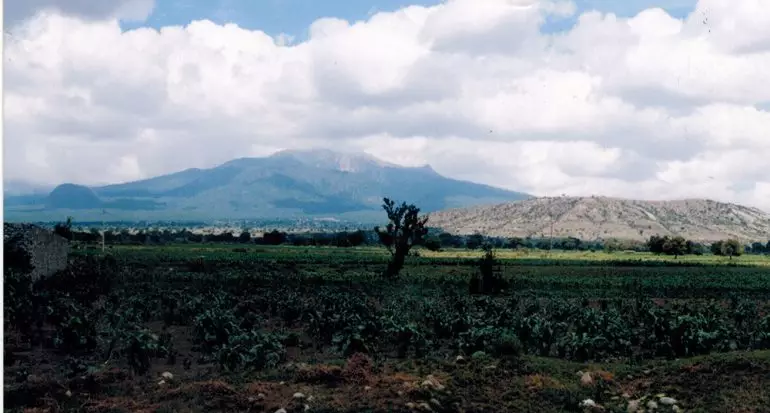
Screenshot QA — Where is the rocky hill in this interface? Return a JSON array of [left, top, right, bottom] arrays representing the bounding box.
[[427, 196, 770, 243]]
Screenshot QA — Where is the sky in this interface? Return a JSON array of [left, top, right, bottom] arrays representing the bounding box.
[[4, 0, 770, 211]]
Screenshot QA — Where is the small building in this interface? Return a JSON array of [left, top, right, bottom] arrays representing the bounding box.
[[4, 223, 70, 281]]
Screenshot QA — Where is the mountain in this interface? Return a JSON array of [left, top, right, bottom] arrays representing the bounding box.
[[3, 149, 531, 222], [427, 196, 770, 243]]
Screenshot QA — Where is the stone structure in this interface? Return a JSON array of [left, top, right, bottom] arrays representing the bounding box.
[[4, 223, 70, 281]]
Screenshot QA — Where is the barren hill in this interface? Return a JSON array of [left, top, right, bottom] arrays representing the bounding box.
[[427, 196, 770, 243]]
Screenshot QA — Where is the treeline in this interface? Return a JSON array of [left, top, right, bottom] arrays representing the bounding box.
[[58, 222, 770, 255]]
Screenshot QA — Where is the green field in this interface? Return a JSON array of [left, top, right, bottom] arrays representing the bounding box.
[[5, 244, 770, 412]]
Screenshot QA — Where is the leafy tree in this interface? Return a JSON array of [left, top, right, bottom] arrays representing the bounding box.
[[506, 237, 524, 250], [374, 198, 429, 278], [261, 230, 286, 245], [723, 238, 744, 258], [466, 233, 485, 250], [423, 235, 442, 252], [685, 240, 705, 255], [54, 216, 74, 241], [438, 232, 463, 248], [238, 231, 252, 244], [470, 243, 507, 294], [662, 236, 687, 258], [347, 230, 366, 247], [711, 240, 724, 256]]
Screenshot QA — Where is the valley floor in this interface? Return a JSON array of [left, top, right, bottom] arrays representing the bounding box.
[[4, 245, 770, 412]]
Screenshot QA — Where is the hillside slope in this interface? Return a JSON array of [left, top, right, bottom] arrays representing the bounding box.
[[4, 149, 530, 222], [428, 196, 770, 242]]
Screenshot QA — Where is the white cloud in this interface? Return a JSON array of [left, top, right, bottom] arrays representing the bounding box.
[[4, 0, 770, 211]]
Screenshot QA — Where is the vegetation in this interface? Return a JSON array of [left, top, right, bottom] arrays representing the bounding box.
[[6, 233, 770, 411], [374, 198, 429, 277], [5, 211, 770, 412]]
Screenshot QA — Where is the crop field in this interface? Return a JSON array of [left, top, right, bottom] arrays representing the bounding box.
[[5, 245, 770, 412]]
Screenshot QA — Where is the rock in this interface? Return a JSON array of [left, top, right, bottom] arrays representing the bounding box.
[[418, 402, 432, 411], [647, 400, 658, 410], [364, 386, 372, 391], [581, 399, 597, 407], [65, 390, 73, 398], [622, 393, 631, 399], [161, 371, 174, 380], [307, 395, 314, 402], [293, 392, 306, 399], [279, 381, 286, 385], [455, 355, 466, 364], [430, 398, 441, 408], [406, 402, 416, 409], [257, 393, 266, 400], [580, 372, 594, 387], [275, 409, 287, 413], [627, 400, 640, 413], [643, 370, 652, 375], [158, 380, 166, 386], [659, 397, 677, 406], [672, 406, 682, 412], [27, 374, 44, 384], [248, 397, 256, 402], [304, 404, 311, 412]]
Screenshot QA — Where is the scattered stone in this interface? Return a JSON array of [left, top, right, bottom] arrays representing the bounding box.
[[430, 398, 441, 408], [157, 380, 166, 386], [304, 404, 311, 412], [580, 399, 598, 408], [659, 397, 677, 406], [161, 371, 174, 380], [418, 402, 432, 411], [65, 390, 73, 398], [279, 381, 286, 385], [397, 391, 404, 396], [421, 375, 445, 391], [580, 372, 595, 387], [647, 400, 658, 410], [455, 355, 466, 364], [275, 409, 287, 413], [257, 393, 266, 400], [293, 392, 306, 399], [576, 370, 584, 377], [27, 374, 44, 384], [627, 400, 640, 413], [643, 370, 652, 375], [622, 393, 631, 399], [364, 386, 372, 391], [406, 402, 416, 409]]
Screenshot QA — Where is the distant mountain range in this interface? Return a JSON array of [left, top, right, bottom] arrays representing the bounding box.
[[3, 149, 531, 222], [428, 196, 770, 243]]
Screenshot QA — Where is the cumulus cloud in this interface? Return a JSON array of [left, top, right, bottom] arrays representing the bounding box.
[[4, 0, 770, 211]]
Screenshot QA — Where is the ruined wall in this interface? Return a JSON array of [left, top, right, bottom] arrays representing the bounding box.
[[4, 223, 70, 281]]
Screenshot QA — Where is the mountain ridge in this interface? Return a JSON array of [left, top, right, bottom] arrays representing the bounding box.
[[427, 196, 770, 243], [3, 149, 531, 222]]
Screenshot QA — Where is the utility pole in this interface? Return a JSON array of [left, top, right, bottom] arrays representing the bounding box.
[[101, 209, 106, 253]]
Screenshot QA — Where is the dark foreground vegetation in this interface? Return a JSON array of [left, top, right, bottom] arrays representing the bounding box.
[[5, 236, 770, 412]]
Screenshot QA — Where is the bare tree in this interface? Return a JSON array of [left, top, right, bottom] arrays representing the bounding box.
[[374, 198, 429, 277]]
